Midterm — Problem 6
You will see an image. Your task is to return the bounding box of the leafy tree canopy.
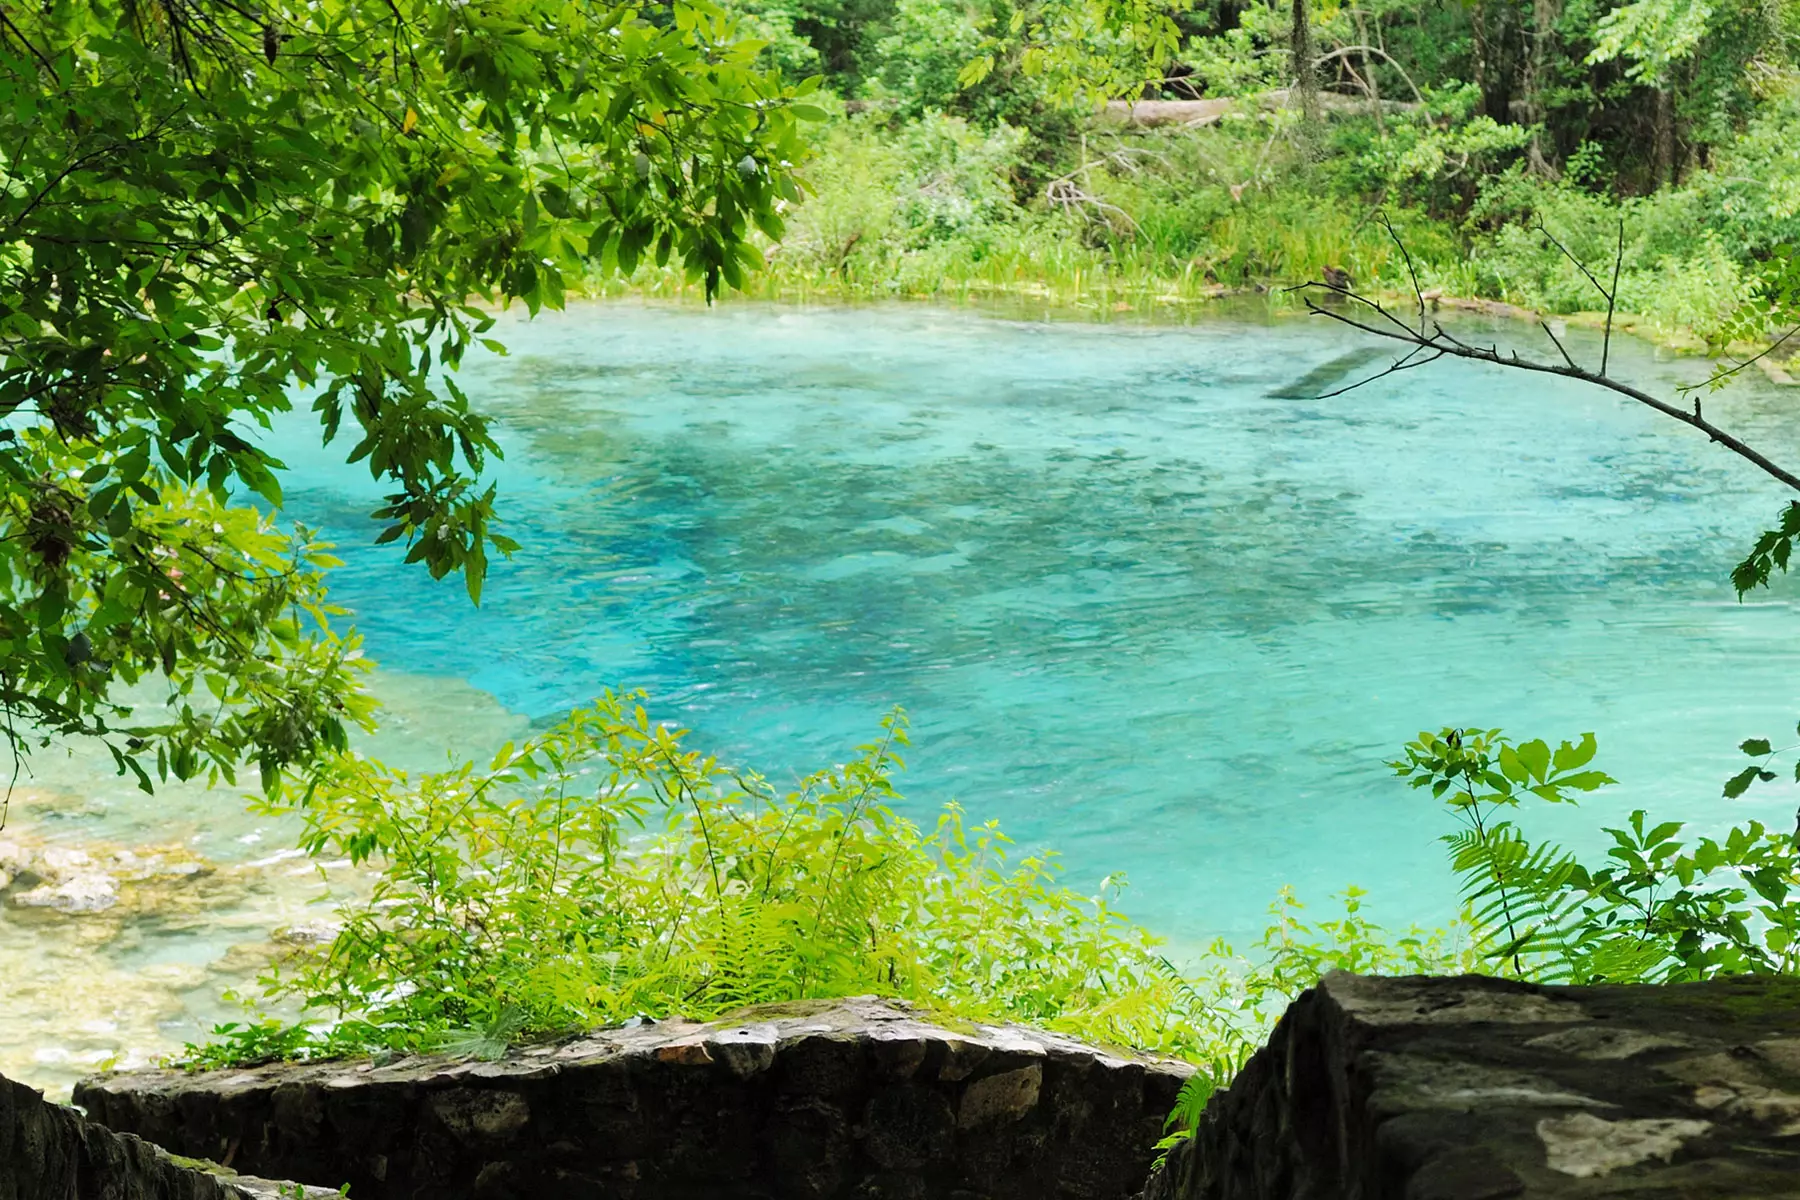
[0,0,812,795]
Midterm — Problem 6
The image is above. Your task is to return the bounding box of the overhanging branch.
[1296,215,1800,497]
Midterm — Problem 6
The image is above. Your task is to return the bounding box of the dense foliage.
[189,696,1473,1119]
[1393,726,1800,985]
[0,0,809,791]
[590,0,1800,365]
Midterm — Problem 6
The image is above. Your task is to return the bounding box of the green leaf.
[1515,739,1551,783]
[1741,738,1773,757]
[1552,733,1598,772]
[1725,766,1761,799]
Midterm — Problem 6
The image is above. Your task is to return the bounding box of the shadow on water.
[1263,347,1391,399]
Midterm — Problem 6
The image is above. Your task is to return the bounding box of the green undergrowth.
[184,700,1800,1157]
[580,97,1800,364]
[185,694,1472,1116]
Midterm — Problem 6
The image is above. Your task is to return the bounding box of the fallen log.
[1101,89,1419,127]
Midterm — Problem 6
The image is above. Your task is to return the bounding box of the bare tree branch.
[1605,220,1623,375]
[1311,44,1427,104]
[1539,320,1580,372]
[1293,214,1800,497]
[1300,291,1800,493]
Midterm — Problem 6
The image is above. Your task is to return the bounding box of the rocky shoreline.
[75,996,1192,1200]
[0,827,361,1097]
[14,974,1800,1197]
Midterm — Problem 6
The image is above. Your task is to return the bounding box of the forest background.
[654,0,1800,358]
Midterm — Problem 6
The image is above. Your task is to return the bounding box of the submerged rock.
[12,863,120,912]
[0,836,209,914]
[1146,971,1800,1198]
[270,918,342,946]
[76,995,1191,1200]
[0,827,361,1098]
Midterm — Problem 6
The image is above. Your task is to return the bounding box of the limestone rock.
[0,1070,328,1199]
[1146,971,1800,1198]
[0,835,210,914]
[76,995,1191,1200]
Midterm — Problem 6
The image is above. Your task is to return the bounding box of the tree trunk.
[1291,0,1319,124]
[1524,0,1562,175]
[1471,0,1522,125]
[1653,85,1675,188]
[1353,6,1383,131]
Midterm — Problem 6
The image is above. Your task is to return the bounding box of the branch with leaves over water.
[1295,216,1800,595]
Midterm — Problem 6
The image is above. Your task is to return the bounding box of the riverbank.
[553,96,1800,375]
[570,268,1799,382]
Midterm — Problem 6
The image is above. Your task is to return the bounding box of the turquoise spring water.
[286,300,1800,937]
[6,298,1800,1090]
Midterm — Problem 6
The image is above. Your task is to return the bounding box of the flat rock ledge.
[1147,970,1800,1199]
[2,1071,333,1200]
[74,996,1192,1200]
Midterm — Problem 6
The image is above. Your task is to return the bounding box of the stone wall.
[75,997,1191,1200]
[0,1071,327,1200]
[1147,970,1800,1199]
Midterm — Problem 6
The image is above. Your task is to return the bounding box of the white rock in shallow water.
[272,919,342,946]
[12,871,121,912]
[38,845,96,876]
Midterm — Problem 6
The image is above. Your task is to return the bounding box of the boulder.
[76,996,1191,1200]
[0,836,209,915]
[1,1070,332,1200]
[1147,970,1800,1199]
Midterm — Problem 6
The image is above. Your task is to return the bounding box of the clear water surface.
[289,300,1800,933]
[5,299,1800,1091]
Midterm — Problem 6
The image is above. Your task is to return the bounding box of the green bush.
[768,110,1104,292]
[1396,726,1800,983]
[197,697,1215,1062]
[190,694,1469,1124]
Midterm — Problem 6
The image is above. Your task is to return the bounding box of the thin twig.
[1310,348,1445,399]
[1534,219,1613,314]
[1680,324,1800,394]
[1540,320,1580,372]
[1378,213,1426,335]
[1298,289,1800,494]
[1605,220,1623,376]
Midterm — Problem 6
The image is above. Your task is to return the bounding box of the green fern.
[1150,1071,1218,1169]
[1445,823,1594,979]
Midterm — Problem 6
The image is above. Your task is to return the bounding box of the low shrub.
[1398,725,1800,983]
[189,694,1470,1123]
